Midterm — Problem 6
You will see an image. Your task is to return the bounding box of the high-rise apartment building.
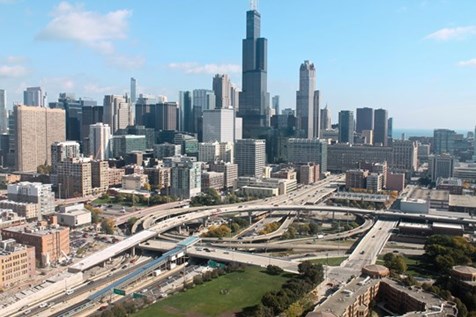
[272,95,280,116]
[433,129,456,155]
[192,89,215,136]
[320,105,332,131]
[50,141,81,173]
[213,74,231,109]
[103,95,132,133]
[230,84,240,111]
[23,87,43,107]
[235,139,266,178]
[374,108,388,146]
[296,60,320,139]
[153,143,181,159]
[238,7,269,137]
[91,160,109,193]
[202,109,235,143]
[57,158,92,198]
[130,77,137,104]
[0,89,7,133]
[392,140,418,172]
[338,110,354,144]
[110,135,146,158]
[387,117,393,139]
[164,156,202,199]
[199,141,234,164]
[14,105,66,172]
[89,123,111,160]
[81,104,103,153]
[356,107,374,133]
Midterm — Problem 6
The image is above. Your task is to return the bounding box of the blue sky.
[1,0,476,130]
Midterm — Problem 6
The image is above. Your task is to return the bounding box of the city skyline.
[1,0,476,129]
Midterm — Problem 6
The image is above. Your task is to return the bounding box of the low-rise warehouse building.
[57,203,91,228]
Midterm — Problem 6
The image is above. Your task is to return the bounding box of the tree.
[143,182,151,191]
[37,164,52,175]
[309,222,319,235]
[110,303,127,317]
[122,300,137,314]
[127,217,138,230]
[266,265,284,275]
[285,302,303,317]
[101,218,115,234]
[100,310,114,317]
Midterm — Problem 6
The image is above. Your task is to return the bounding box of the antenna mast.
[250,0,258,11]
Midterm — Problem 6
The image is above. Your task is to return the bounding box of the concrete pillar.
[132,247,136,256]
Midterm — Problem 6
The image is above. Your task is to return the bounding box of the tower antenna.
[250,0,258,10]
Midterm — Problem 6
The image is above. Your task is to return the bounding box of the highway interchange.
[13,173,476,317]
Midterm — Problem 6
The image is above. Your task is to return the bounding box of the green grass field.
[134,267,288,317]
[309,257,347,266]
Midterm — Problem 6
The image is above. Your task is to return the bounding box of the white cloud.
[6,55,26,63]
[110,55,146,70]
[425,26,476,40]
[0,65,28,77]
[83,84,115,94]
[169,62,241,74]
[40,77,76,91]
[458,58,476,67]
[37,2,130,53]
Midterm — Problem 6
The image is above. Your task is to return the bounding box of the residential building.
[165,156,202,199]
[130,77,136,104]
[108,168,125,187]
[392,140,418,173]
[296,60,319,139]
[436,177,463,195]
[0,239,35,290]
[238,7,269,137]
[235,139,266,178]
[338,110,354,144]
[179,91,192,132]
[1,221,70,267]
[271,95,280,116]
[23,87,43,107]
[199,142,234,164]
[209,162,238,189]
[57,158,92,198]
[81,104,103,153]
[417,143,431,163]
[89,123,111,160]
[91,160,109,193]
[367,173,384,192]
[201,171,225,191]
[386,172,405,192]
[373,108,388,146]
[0,201,38,220]
[7,182,55,217]
[144,165,171,191]
[298,163,320,185]
[14,105,66,172]
[327,144,393,173]
[50,141,80,174]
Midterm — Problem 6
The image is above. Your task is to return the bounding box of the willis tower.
[238,3,270,138]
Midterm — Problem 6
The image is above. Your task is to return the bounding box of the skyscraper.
[356,107,373,133]
[296,60,319,139]
[179,91,193,132]
[213,74,231,109]
[103,95,131,133]
[202,109,235,143]
[374,108,388,146]
[338,110,354,144]
[14,105,65,172]
[230,84,240,111]
[130,77,137,104]
[272,95,280,116]
[0,89,7,133]
[81,104,103,154]
[23,87,44,107]
[387,117,393,139]
[50,141,81,173]
[192,89,215,136]
[89,123,112,160]
[238,6,269,137]
[433,129,456,155]
[320,106,331,131]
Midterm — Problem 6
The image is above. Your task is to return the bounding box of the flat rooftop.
[408,188,449,201]
[449,195,476,208]
[399,222,431,230]
[68,230,157,272]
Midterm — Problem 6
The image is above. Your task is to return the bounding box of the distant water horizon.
[392,128,472,139]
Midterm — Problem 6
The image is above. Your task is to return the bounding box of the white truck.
[153,269,162,276]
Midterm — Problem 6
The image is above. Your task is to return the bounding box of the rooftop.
[409,188,449,201]
[449,195,476,208]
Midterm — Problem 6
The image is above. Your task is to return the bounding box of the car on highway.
[66,289,74,295]
[39,302,48,308]
[23,309,31,315]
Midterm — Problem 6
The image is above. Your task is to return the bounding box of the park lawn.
[134,266,289,317]
[309,257,347,266]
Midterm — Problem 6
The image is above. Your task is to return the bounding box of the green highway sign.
[113,288,126,296]
[133,292,145,299]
